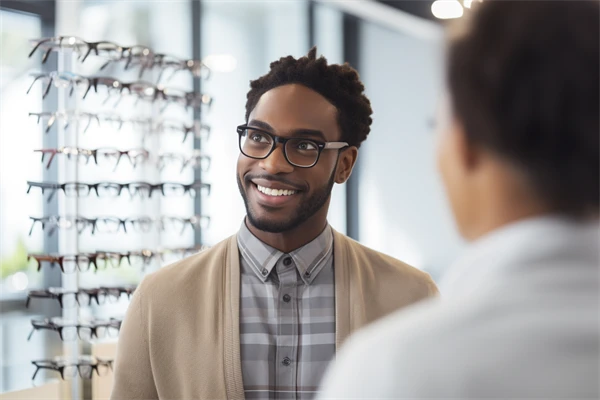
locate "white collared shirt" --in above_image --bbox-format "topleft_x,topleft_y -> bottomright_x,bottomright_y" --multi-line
318,215 -> 600,399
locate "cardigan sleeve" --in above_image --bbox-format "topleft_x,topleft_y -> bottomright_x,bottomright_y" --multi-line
110,278 -> 159,400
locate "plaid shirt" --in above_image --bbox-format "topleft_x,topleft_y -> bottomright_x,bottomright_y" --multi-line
237,221 -> 335,400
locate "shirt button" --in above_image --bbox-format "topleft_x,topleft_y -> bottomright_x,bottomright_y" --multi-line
283,257 -> 292,266
261,268 -> 268,276
282,357 -> 291,366
283,294 -> 291,303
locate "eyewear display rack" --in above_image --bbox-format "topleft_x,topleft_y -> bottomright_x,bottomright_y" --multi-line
24,37 -> 212,399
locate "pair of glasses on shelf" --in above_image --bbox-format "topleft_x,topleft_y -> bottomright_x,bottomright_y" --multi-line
27,246 -> 208,274
27,72 -> 87,100
26,286 -> 136,309
28,215 -> 211,236
31,356 -> 113,384
29,111 -> 211,142
157,151 -> 211,172
29,111 -> 99,133
28,318 -> 122,342
34,146 -> 149,170
30,36 -> 152,70
29,36 -> 210,81
27,180 -> 211,202
100,116 -> 211,142
27,72 -> 213,112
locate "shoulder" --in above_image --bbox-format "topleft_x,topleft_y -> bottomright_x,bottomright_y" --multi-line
334,230 -> 438,296
320,296 -> 482,398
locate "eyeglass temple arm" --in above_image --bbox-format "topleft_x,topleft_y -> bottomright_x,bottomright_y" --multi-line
31,364 -> 55,382
27,327 -> 37,341
324,142 -> 350,149
28,218 -> 41,236
26,75 -> 42,95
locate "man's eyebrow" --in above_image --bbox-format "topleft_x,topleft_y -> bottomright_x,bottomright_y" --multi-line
289,129 -> 326,141
247,119 -> 327,141
247,119 -> 273,131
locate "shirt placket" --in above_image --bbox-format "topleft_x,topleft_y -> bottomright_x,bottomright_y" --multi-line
275,255 -> 299,400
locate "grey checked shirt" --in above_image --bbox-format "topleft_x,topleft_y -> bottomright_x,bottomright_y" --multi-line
237,221 -> 335,400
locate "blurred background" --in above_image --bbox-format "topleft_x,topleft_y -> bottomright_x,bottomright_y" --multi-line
0,0 -> 472,398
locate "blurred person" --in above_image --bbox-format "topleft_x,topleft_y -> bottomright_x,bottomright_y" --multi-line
111,48 -> 438,400
318,1 -> 599,399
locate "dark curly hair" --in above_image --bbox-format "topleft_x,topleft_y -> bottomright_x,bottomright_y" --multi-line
448,0 -> 599,218
245,47 -> 373,148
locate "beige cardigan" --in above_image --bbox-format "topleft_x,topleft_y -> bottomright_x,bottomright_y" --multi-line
111,230 -> 438,400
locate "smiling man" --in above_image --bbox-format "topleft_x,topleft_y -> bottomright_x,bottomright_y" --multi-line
111,48 -> 438,400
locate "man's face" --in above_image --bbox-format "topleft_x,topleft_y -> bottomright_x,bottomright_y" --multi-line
237,84 -> 344,233
436,94 -> 476,239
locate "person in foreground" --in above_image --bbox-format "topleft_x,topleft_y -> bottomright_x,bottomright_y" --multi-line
110,48 -> 438,400
318,1 -> 599,399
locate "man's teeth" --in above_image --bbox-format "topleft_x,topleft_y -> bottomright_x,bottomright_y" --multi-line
257,185 -> 297,197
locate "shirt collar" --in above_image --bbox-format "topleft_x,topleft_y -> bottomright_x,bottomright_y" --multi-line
237,220 -> 334,285
439,215 -> 599,297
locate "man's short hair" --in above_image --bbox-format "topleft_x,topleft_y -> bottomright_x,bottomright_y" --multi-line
246,47 -> 373,148
447,0 -> 599,218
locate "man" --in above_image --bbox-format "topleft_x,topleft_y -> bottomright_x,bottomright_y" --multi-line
319,1 -> 599,399
111,48 -> 438,400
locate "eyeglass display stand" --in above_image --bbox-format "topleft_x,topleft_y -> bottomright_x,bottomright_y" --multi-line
57,48 -> 82,400
25,38 -> 211,400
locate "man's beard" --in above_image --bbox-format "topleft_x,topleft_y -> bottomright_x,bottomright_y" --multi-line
237,169 -> 336,233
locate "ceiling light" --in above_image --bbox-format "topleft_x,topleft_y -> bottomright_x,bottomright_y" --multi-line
431,0 -> 464,19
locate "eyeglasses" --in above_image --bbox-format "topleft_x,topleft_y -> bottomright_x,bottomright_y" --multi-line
27,246 -> 208,275
27,72 -> 88,99
158,151 -> 211,172
29,112 -> 211,142
29,36 -> 153,73
28,318 -> 122,342
29,111 -> 100,134
26,286 -> 136,309
82,76 -> 126,105
29,215 -> 211,236
151,182 -> 212,197
27,252 -> 131,273
28,253 -> 96,273
148,53 -> 211,82
237,124 -> 349,168
26,70 -> 213,113
160,215 -> 212,234
29,36 -> 210,82
27,181 -> 126,202
28,216 -> 135,236
34,147 -> 150,170
28,216 -> 95,236
27,180 -> 211,201
155,120 -> 211,143
31,356 -> 113,383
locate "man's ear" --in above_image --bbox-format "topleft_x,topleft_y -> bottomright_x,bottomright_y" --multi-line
453,119 -> 481,172
335,147 -> 359,184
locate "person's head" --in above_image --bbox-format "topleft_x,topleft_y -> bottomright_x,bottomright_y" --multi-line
237,47 -> 372,233
437,0 -> 599,240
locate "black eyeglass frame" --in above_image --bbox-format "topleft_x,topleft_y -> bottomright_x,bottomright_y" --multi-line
236,124 -> 349,168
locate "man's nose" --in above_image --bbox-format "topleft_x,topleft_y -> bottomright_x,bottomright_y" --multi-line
258,144 -> 294,174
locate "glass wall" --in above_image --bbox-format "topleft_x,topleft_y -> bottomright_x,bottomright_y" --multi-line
356,17 -> 464,280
